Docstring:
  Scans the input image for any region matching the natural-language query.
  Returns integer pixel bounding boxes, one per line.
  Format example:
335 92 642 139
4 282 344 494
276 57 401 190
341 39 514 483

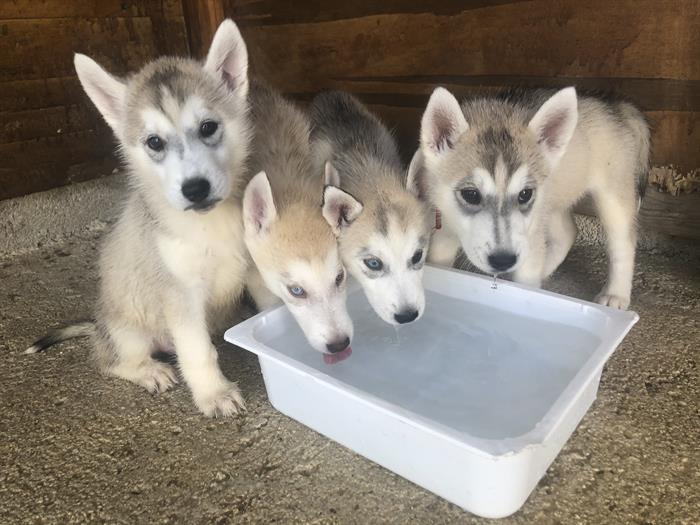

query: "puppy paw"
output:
595 292 630 310
512 271 542 289
194 381 246 418
113 360 178 393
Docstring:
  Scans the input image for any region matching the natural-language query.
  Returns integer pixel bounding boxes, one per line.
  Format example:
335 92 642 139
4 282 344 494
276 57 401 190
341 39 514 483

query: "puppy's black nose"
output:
326 337 350 354
488 251 517 272
394 309 419 324
182 177 211 203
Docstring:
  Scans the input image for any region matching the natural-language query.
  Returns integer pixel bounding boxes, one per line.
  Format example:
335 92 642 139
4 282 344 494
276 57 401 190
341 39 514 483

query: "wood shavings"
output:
649 166 700 196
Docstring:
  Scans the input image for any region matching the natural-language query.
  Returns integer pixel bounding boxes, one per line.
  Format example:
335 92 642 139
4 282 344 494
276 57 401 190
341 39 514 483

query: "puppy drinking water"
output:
310 91 432 325
410 87 650 309
242 85 363 360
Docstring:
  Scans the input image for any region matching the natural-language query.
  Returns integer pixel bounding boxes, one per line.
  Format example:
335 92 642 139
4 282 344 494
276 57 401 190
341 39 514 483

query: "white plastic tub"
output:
224 265 638 518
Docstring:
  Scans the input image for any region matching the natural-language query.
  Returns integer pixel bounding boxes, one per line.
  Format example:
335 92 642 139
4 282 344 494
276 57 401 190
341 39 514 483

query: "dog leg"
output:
592 191 637 309
512 234 545 288
102 324 178 393
542 209 578 278
427 228 461 267
166 292 245 417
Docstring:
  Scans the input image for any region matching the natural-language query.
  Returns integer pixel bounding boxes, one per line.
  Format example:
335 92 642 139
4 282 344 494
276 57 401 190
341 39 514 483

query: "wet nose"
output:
394 309 419 324
326 336 350 354
487 251 517 272
181 177 211 203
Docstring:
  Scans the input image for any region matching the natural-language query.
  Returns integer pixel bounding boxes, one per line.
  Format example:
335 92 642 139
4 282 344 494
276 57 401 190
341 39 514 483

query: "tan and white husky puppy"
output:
242 85 363 358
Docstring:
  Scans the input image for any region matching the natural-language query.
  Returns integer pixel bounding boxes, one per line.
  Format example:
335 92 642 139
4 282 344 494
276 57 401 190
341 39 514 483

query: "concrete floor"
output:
1 181 698 524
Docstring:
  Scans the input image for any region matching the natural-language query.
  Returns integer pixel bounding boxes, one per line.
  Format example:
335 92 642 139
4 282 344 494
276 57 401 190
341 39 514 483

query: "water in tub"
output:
261 289 602 440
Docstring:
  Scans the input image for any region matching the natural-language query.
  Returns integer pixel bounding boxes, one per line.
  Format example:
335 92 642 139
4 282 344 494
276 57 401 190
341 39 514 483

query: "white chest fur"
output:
156 203 248 304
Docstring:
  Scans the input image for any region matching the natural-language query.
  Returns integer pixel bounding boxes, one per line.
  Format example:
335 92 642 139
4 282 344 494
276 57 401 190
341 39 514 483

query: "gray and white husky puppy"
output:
409 87 650 309
242 85 363 356
26 20 251 416
309 91 432 325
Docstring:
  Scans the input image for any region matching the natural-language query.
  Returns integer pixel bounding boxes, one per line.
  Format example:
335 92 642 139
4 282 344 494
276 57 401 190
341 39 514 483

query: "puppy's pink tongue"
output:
323 346 352 365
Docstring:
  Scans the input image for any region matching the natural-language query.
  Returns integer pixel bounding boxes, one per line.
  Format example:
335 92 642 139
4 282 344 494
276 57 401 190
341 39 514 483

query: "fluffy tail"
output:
25 321 95 354
621 102 652 201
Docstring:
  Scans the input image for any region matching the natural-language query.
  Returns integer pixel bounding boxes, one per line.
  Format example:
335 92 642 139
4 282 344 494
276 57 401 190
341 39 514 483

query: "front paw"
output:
194 381 246 417
111 359 178 394
595 292 630 310
512 269 542 288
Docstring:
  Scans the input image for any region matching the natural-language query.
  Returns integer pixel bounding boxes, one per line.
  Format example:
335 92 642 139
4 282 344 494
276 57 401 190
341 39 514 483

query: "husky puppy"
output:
309 91 432 325
242 85 363 356
409 87 650 309
26 20 251 416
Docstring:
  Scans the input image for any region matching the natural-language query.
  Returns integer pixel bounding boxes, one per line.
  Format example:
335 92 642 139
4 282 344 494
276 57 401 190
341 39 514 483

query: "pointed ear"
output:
204 19 249 98
420 87 468 155
406 149 429 200
243 172 277 236
528 87 578 168
322 186 363 236
324 161 341 187
74 54 126 133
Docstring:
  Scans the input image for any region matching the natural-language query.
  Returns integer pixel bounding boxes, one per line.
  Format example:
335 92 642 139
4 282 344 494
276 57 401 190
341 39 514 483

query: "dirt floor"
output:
1 184 698 524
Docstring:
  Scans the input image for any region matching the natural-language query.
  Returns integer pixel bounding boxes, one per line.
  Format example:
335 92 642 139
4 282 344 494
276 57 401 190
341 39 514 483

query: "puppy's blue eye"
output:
363 258 383 271
146 135 165 152
288 285 306 298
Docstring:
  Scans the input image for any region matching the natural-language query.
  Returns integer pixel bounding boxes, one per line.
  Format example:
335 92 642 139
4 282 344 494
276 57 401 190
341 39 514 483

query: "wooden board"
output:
182 0 226 60
0 1 189 200
0 0 183 19
0 127 118 205
232 0 699 85
636 188 700 240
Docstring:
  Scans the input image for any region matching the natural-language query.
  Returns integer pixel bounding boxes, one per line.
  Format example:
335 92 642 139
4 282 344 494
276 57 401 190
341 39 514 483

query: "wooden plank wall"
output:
0 0 189 200
215 0 699 239
3 1 697 238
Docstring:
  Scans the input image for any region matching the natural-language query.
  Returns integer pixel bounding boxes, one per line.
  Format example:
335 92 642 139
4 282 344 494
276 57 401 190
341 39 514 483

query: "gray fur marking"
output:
478 127 520 175
376 205 388 237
